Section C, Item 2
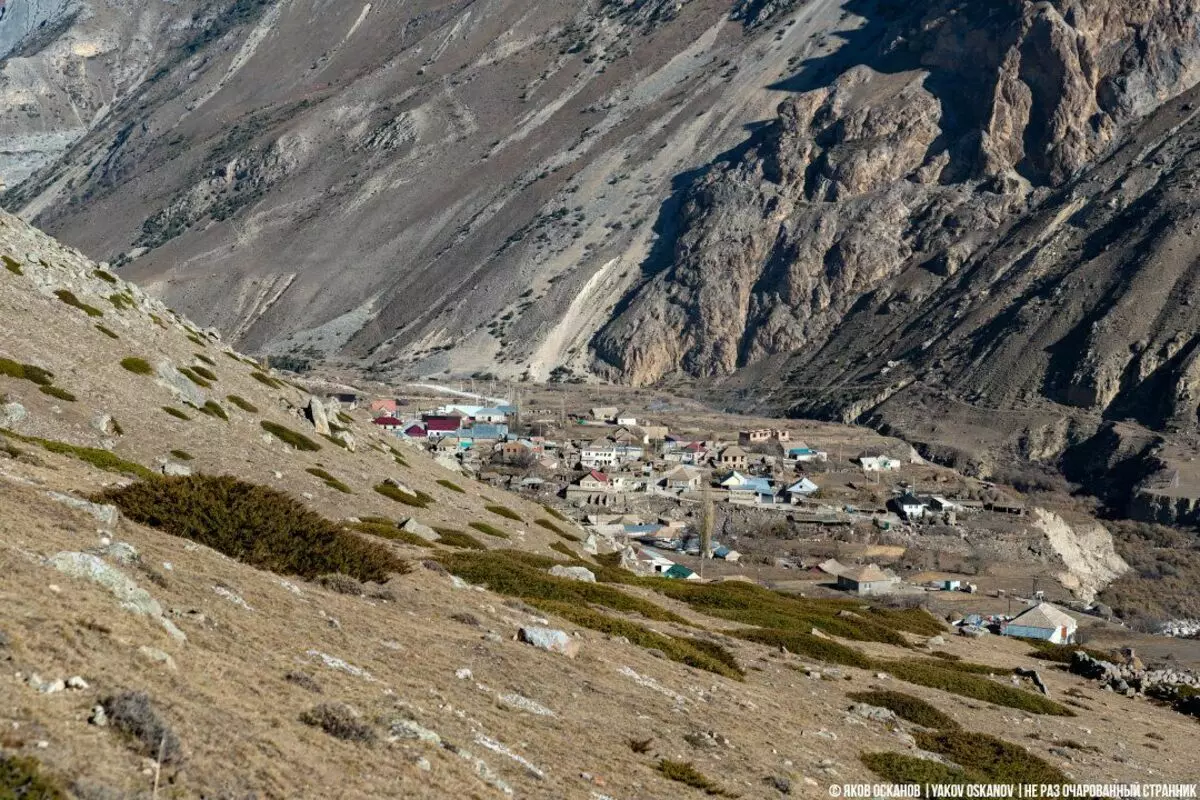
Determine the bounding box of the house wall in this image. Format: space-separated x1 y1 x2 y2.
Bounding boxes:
1003 625 1071 644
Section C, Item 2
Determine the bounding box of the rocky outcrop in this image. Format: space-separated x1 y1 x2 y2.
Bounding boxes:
1030 508 1129 603
596 0 1200 386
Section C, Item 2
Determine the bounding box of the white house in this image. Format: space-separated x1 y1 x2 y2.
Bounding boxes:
860 456 902 472
581 439 619 469
1002 603 1078 644
896 492 928 520
785 477 819 501
663 465 702 492
590 406 619 421
616 414 637 427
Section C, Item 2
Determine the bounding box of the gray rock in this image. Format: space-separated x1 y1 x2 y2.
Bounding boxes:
155 360 206 408
89 705 108 727
46 492 119 527
927 635 946 646
1 402 27 428
137 646 177 671
91 413 114 435
548 565 596 583
307 396 331 437
337 432 356 452
161 462 192 477
849 702 898 723
400 518 439 542
518 626 580 658
48 551 185 642
102 541 140 565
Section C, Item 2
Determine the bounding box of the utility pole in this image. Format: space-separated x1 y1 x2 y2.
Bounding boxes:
699 483 714 580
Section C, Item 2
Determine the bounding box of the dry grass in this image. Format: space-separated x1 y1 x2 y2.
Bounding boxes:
299 703 375 743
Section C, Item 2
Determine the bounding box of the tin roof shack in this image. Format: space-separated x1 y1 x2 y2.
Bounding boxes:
836 564 899 596
1002 602 1078 644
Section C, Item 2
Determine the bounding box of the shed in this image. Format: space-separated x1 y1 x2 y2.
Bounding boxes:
836 564 898 596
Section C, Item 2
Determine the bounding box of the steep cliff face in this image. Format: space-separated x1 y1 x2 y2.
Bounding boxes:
595 0 1200 385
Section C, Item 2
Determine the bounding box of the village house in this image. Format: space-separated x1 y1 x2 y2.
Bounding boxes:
894 491 929 520
787 444 828 462
580 439 619 469
369 398 399 415
497 440 535 462
785 477 819 502
616 413 638 427
465 422 509 439
473 407 510 424
836 564 898 596
738 428 791 445
1002 603 1077 644
371 416 404 432
640 424 669 444
578 470 611 491
423 413 464 437
663 465 702 492
718 445 749 470
860 455 902 472
590 406 619 422
401 421 427 438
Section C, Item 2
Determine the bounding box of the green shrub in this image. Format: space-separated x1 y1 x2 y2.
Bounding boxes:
149 313 167 328
542 504 568 522
307 467 352 494
196 353 217 367
2 255 22 275
733 627 873 668
191 365 218 382
433 528 487 549
178 366 212 388
196 400 229 421
0 755 66 799
120 357 153 375
39 385 76 402
93 269 118 283
436 478 465 493
486 504 522 521
95 324 120 339
322 433 348 449
162 406 191 421
656 760 734 795
1 429 154 479
1021 638 1112 664
535 518 565 536
374 483 431 507
351 520 431 547
549 541 577 559
108 292 134 311
883 660 1074 716
95 475 405 581
251 371 283 389
170 449 194 461
299 703 374 742
0 358 53 385
187 333 207 348
438 549 689 624
261 420 322 452
861 752 970 786
337 411 353 425
469 521 510 539
226 394 258 412
54 289 103 317
847 690 960 730
532 599 742 680
914 730 1068 782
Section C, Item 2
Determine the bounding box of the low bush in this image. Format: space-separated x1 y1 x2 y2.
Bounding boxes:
535 518 566 536
196 400 229 421
1022 639 1112 664
285 671 322 693
351 520 431 547
109 292 134 311
542 504 568 521
847 690 960 730
374 483 431 507
251 371 283 389
226 394 258 413
656 760 734 795
469 521 510 539
316 573 366 595
434 528 487 549
261 420 322 451
883 660 1074 716
121 357 153 375
549 541 577 559
0 754 65 799
307 467 352 494
2 255 22 275
733 627 873 668
861 752 969 785
299 703 374 743
170 449 194 461
322 433 349 449
95 324 120 339
0 429 153 479
95 475 406 582
177 366 212 388
162 406 191 421
0 358 53 385
39 385 76 402
195 353 217 367
93 269 118 283
101 691 182 765
914 730 1068 782
486 504 522 521
54 289 103 317
436 478 465 493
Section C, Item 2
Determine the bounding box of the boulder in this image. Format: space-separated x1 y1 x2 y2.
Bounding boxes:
161 462 193 477
400 518 439 542
849 703 897 723
1 402 27 428
46 491 119 528
48 552 185 642
548 565 596 583
155 360 206 408
518 626 580 658
307 396 331 437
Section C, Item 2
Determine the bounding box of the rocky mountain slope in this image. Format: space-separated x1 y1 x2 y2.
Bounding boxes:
4 210 1200 797
2 0 850 380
